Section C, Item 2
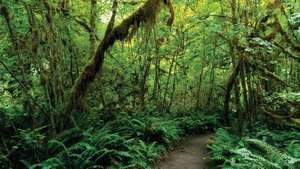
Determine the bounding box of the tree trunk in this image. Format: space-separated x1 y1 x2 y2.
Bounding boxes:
167 55 178 113
162 54 176 111
90 0 97 57
195 65 205 109
64 0 174 127
140 55 151 111
206 64 215 108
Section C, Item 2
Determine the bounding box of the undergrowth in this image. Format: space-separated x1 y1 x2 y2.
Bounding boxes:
209 128 300 169
1 112 219 169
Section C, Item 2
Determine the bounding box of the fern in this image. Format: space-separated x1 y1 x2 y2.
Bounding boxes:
177 113 218 134
244 139 286 165
0 155 11 169
210 128 300 169
47 140 69 156
287 142 300 158
4 113 217 169
31 157 64 169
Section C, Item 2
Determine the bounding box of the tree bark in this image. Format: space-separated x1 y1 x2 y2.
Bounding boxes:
195 65 205 109
224 59 241 126
90 0 97 57
64 0 174 124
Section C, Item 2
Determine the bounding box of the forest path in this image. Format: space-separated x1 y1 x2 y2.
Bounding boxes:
155 134 213 169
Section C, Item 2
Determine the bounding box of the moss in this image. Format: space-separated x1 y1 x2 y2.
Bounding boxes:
64 0 175 128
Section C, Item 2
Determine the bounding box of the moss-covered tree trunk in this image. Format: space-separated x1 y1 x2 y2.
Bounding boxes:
63 0 174 128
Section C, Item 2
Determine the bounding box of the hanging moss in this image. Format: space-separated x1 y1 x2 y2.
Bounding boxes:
64 0 175 127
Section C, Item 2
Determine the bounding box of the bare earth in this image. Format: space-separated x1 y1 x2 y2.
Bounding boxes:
155 134 212 169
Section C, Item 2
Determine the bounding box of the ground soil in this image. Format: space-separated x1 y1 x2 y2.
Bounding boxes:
155 134 213 169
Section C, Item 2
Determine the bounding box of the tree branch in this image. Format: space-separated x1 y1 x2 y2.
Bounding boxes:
64 0 174 126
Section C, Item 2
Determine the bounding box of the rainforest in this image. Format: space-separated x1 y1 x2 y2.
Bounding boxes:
0 0 299 169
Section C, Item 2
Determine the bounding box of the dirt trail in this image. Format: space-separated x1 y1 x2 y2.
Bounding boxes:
155 134 212 169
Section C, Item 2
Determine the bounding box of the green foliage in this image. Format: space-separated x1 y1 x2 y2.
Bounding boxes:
1 0 300 169
110 116 182 146
209 128 300 169
264 92 300 111
177 113 219 134
0 155 11 169
126 141 161 169
0 113 217 169
9 127 46 164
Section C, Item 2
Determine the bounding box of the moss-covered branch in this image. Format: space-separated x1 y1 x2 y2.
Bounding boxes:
64 0 174 125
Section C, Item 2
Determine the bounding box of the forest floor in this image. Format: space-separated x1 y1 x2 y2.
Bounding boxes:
155 133 213 169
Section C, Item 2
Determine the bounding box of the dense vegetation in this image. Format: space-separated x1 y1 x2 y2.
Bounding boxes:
0 0 299 168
